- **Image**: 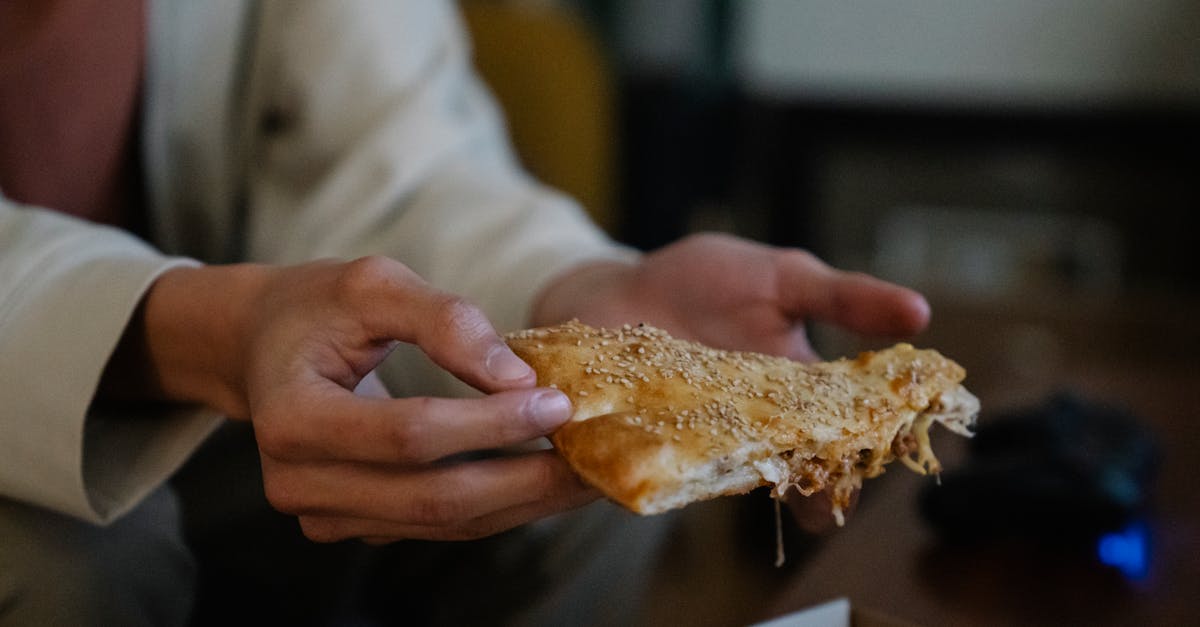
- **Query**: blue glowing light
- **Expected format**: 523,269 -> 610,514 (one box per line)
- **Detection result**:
1096,522 -> 1151,580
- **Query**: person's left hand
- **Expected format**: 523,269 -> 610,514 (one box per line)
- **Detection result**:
531,232 -> 932,531
532,232 -> 930,361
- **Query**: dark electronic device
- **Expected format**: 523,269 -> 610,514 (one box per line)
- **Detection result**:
920,393 -> 1160,548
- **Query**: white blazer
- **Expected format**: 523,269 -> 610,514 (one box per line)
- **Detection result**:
0,0 -> 630,524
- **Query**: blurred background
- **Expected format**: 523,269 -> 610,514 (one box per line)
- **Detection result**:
459,1 -> 1199,625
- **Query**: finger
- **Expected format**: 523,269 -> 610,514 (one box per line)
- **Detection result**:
298,481 -> 600,542
256,385 -> 572,464
701,312 -> 818,363
262,450 -> 593,531
337,256 -> 535,392
772,325 -> 821,363
775,250 -> 930,337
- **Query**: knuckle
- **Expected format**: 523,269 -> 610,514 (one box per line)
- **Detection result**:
261,473 -> 304,515
533,455 -> 573,499
253,419 -> 300,461
450,519 -> 505,541
251,398 -> 306,460
685,231 -> 729,247
407,491 -> 470,527
387,410 -> 428,463
298,517 -> 343,543
779,248 -> 823,272
428,294 -> 487,340
336,255 -> 404,301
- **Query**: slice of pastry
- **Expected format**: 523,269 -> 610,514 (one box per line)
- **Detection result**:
506,320 -> 978,521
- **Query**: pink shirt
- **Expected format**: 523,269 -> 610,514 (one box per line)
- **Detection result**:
0,0 -> 145,228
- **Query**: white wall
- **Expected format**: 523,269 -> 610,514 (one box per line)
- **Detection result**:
733,0 -> 1200,108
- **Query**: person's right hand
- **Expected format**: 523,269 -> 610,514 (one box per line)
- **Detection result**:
109,256 -> 598,543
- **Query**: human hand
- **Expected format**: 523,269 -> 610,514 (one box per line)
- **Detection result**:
532,232 -> 931,529
124,257 -> 598,542
533,232 -> 930,361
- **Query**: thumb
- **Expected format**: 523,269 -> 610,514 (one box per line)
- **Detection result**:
349,257 -> 536,393
408,293 -> 536,392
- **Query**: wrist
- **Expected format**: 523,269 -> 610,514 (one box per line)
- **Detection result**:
529,259 -> 640,328
99,263 -> 273,419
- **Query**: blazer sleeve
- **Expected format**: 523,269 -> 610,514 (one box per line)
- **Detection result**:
0,200 -> 222,524
240,0 -> 637,397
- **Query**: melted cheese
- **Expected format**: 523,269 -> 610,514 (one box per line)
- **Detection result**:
761,387 -> 979,529
774,498 -> 786,567
898,412 -> 939,475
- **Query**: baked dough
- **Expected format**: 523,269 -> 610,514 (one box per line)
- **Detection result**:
506,320 -> 978,519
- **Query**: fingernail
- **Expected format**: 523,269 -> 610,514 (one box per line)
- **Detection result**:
529,390 -> 572,430
487,345 -> 534,382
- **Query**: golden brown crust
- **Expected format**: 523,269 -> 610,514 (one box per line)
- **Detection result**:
506,320 -> 976,515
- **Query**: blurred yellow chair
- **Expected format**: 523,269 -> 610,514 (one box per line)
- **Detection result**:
460,1 -> 619,234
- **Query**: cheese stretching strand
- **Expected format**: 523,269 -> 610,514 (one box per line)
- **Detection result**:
506,321 -> 978,521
